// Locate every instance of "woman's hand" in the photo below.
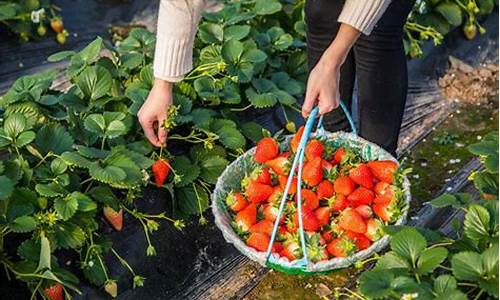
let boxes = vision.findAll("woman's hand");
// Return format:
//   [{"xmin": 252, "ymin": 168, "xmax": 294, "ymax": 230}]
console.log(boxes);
[
  {"xmin": 302, "ymin": 23, "xmax": 361, "ymax": 118},
  {"xmin": 138, "ymin": 79, "xmax": 173, "ymax": 147}
]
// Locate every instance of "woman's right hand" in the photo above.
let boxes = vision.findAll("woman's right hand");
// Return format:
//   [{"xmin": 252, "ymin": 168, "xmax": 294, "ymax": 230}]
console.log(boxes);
[{"xmin": 138, "ymin": 79, "xmax": 173, "ymax": 147}]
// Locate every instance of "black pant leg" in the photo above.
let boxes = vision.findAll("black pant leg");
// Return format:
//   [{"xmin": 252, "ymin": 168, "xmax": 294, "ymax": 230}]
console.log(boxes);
[
  {"xmin": 304, "ymin": 0, "xmax": 355, "ymax": 132},
  {"xmin": 354, "ymin": 0, "xmax": 415, "ymax": 155}
]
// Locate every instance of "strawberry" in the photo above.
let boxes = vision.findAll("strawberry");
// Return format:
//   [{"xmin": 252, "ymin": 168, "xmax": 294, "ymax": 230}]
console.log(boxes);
[
  {"xmin": 50, "ymin": 18, "xmax": 64, "ymax": 33},
  {"xmin": 272, "ymin": 242, "xmax": 284, "ymax": 253},
  {"xmin": 367, "ymin": 160, "xmax": 398, "ymax": 184},
  {"xmin": 226, "ymin": 192, "xmax": 248, "ymax": 212},
  {"xmin": 56, "ymin": 31, "xmax": 67, "ymax": 44},
  {"xmin": 364, "ymin": 218, "xmax": 384, "ymax": 241},
  {"xmin": 302, "ymin": 157, "xmax": 323, "ymax": 187},
  {"xmin": 279, "ymin": 151, "xmax": 291, "ymax": 158},
  {"xmin": 247, "ymin": 232, "xmax": 270, "ymax": 252},
  {"xmin": 254, "ymin": 137, "xmax": 279, "ymax": 163},
  {"xmin": 250, "ymin": 167, "xmax": 272, "ymax": 184},
  {"xmin": 333, "ymin": 147, "xmax": 346, "ymax": 164},
  {"xmin": 235, "ymin": 204, "xmax": 257, "ymax": 232},
  {"xmin": 245, "ymin": 180, "xmax": 274, "ymax": 203},
  {"xmin": 306, "ymin": 233, "xmax": 329, "ymax": 262},
  {"xmin": 250, "ymin": 220, "xmax": 275, "ymax": 236},
  {"xmin": 293, "ymin": 207, "xmax": 320, "ymax": 232},
  {"xmin": 104, "ymin": 280, "xmax": 118, "ymax": 298},
  {"xmin": 316, "ymin": 180, "xmax": 334, "ymax": 199},
  {"xmin": 333, "ymin": 176, "xmax": 355, "ymax": 196},
  {"xmin": 327, "ymin": 237, "xmax": 357, "ymax": 258},
  {"xmin": 281, "ymin": 234, "xmax": 301, "ymax": 260},
  {"xmin": 268, "ymin": 187, "xmax": 284, "ymax": 204},
  {"xmin": 322, "ymin": 159, "xmax": 334, "ymax": 173},
  {"xmin": 152, "ymin": 159, "xmax": 170, "ymax": 187},
  {"xmin": 305, "ymin": 139, "xmax": 324, "ymax": 161},
  {"xmin": 103, "ymin": 206, "xmax": 123, "ymax": 231},
  {"xmin": 372, "ymin": 197, "xmax": 399, "ymax": 223},
  {"xmin": 296, "ymin": 188, "xmax": 319, "ymax": 210},
  {"xmin": 290, "ymin": 126, "xmax": 305, "ymax": 153},
  {"xmin": 44, "ymin": 283, "xmax": 63, "ymax": 300},
  {"xmin": 265, "ymin": 157, "xmax": 290, "ymax": 176},
  {"xmin": 349, "ymin": 164, "xmax": 374, "ymax": 189},
  {"xmin": 354, "ymin": 205, "xmax": 373, "ymax": 219},
  {"xmin": 278, "ymin": 175, "xmax": 297, "ymax": 195},
  {"xmin": 322, "ymin": 231, "xmax": 333, "ymax": 243},
  {"xmin": 314, "ymin": 206, "xmax": 331, "ymax": 226},
  {"xmin": 347, "ymin": 187, "xmax": 375, "ymax": 207},
  {"xmin": 263, "ymin": 204, "xmax": 284, "ymax": 224},
  {"xmin": 374, "ymin": 182, "xmax": 397, "ymax": 201},
  {"xmin": 338, "ymin": 208, "xmax": 366, "ymax": 234},
  {"xmin": 329, "ymin": 193, "xmax": 348, "ymax": 212},
  {"xmin": 346, "ymin": 231, "xmax": 372, "ymax": 250}
]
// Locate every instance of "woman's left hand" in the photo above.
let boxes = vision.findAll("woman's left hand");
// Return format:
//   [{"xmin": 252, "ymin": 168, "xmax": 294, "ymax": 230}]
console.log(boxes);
[{"xmin": 302, "ymin": 57, "xmax": 341, "ymax": 118}]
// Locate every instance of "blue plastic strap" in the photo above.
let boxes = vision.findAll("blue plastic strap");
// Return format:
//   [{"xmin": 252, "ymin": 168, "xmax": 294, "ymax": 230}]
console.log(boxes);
[{"xmin": 316, "ymin": 101, "xmax": 356, "ymax": 135}]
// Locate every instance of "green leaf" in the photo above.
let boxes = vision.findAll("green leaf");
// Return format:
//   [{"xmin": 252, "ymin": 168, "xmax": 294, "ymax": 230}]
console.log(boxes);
[
  {"xmin": 89, "ymin": 186, "xmax": 120, "ymax": 211},
  {"xmin": 222, "ymin": 39, "xmax": 244, "ymax": 64},
  {"xmin": 55, "ymin": 195, "xmax": 79, "ymax": 221},
  {"xmin": 36, "ymin": 123, "xmax": 74, "ymax": 155},
  {"xmin": 254, "ymin": 0, "xmax": 282, "ymax": 15},
  {"xmin": 274, "ymin": 33, "xmax": 293, "ymax": 50},
  {"xmin": 246, "ymin": 88, "xmax": 277, "ymax": 108},
  {"xmin": 0, "ymin": 175, "xmax": 14, "ymax": 200},
  {"xmin": 242, "ymin": 49, "xmax": 267, "ymax": 63},
  {"xmin": 468, "ymin": 140, "xmax": 498, "ymax": 156},
  {"xmin": 359, "ymin": 269, "xmax": 394, "ymax": 299},
  {"xmin": 477, "ymin": 0, "xmax": 495, "ymax": 15},
  {"xmin": 464, "ymin": 204, "xmax": 491, "ymax": 242},
  {"xmin": 224, "ymin": 25, "xmax": 251, "ymax": 41},
  {"xmin": 416, "ymin": 247, "xmax": 448, "ymax": 274},
  {"xmin": 76, "ymin": 65, "xmax": 112, "ymax": 100},
  {"xmin": 17, "ymin": 239, "xmax": 41, "ymax": 262},
  {"xmin": 105, "ymin": 120, "xmax": 127, "ymax": 138},
  {"xmin": 54, "ymin": 223, "xmax": 86, "ymax": 249},
  {"xmin": 198, "ymin": 23, "xmax": 224, "ymax": 43},
  {"xmin": 47, "ymin": 51, "xmax": 76, "ymax": 62},
  {"xmin": 77, "ymin": 37, "xmax": 103, "ymax": 64},
  {"xmin": 435, "ymin": 2, "xmax": 463, "ymax": 26},
  {"xmin": 35, "ymin": 183, "xmax": 65, "ymax": 198},
  {"xmin": 60, "ymin": 152, "xmax": 91, "ymax": 168},
  {"xmin": 482, "ymin": 243, "xmax": 499, "ymax": 276},
  {"xmin": 50, "ymin": 158, "xmax": 68, "ymax": 175},
  {"xmin": 390, "ymin": 276, "xmax": 420, "ymax": 294},
  {"xmin": 275, "ymin": 90, "xmax": 296, "ymax": 106},
  {"xmin": 430, "ymin": 193, "xmax": 460, "ymax": 208},
  {"xmin": 37, "ymin": 236, "xmax": 51, "ymax": 271},
  {"xmin": 9, "ymin": 216, "xmax": 37, "ymax": 233},
  {"xmin": 190, "ymin": 144, "xmax": 227, "ymax": 162},
  {"xmin": 82, "ymin": 251, "xmax": 107, "ymax": 286},
  {"xmin": 216, "ymin": 126, "xmax": 246, "ymax": 150},
  {"xmin": 4, "ymin": 113, "xmax": 27, "ymax": 137},
  {"xmin": 433, "ymin": 275, "xmax": 458, "ymax": 295},
  {"xmin": 199, "ymin": 156, "xmax": 229, "ymax": 184},
  {"xmin": 479, "ymin": 277, "xmax": 499, "ymax": 298},
  {"xmin": 84, "ymin": 113, "xmax": 106, "ymax": 135},
  {"xmin": 88, "ymin": 163, "xmax": 127, "ymax": 186},
  {"xmin": 190, "ymin": 108, "xmax": 217, "ymax": 128},
  {"xmin": 175, "ymin": 183, "xmax": 209, "ymax": 215},
  {"xmin": 170, "ymin": 156, "xmax": 200, "ymax": 187},
  {"xmin": 71, "ymin": 192, "xmax": 97, "ymax": 212},
  {"xmin": 390, "ymin": 228, "xmax": 427, "ymax": 265},
  {"xmin": 376, "ymin": 252, "xmax": 410, "ymax": 269},
  {"xmin": 240, "ymin": 122, "xmax": 265, "ymax": 143},
  {"xmin": 451, "ymin": 251, "xmax": 483, "ymax": 281}
]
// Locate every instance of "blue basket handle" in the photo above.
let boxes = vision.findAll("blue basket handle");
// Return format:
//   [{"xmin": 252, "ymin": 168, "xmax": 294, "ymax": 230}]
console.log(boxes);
[
  {"xmin": 316, "ymin": 100, "xmax": 357, "ymax": 135},
  {"xmin": 265, "ymin": 101, "xmax": 356, "ymax": 269}
]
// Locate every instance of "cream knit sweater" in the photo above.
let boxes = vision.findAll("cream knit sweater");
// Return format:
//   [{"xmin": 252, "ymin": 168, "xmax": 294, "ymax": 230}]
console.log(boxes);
[{"xmin": 153, "ymin": 0, "xmax": 391, "ymax": 82}]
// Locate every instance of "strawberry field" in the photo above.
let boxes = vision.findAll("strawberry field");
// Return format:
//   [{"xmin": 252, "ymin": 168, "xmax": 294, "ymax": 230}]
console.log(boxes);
[{"xmin": 0, "ymin": 0, "xmax": 498, "ymax": 299}]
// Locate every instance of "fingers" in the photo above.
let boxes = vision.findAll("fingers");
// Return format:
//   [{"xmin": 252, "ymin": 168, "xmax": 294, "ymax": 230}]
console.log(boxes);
[
  {"xmin": 139, "ymin": 114, "xmax": 161, "ymax": 147},
  {"xmin": 302, "ymin": 87, "xmax": 317, "ymax": 118},
  {"xmin": 318, "ymin": 93, "xmax": 339, "ymax": 115}
]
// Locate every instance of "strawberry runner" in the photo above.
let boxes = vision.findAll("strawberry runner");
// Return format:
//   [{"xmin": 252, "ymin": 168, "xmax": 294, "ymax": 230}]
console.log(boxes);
[{"xmin": 212, "ymin": 103, "xmax": 411, "ymax": 274}]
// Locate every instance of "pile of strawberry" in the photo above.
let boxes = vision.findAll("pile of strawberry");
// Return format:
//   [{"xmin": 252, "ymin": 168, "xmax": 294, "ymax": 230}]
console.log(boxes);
[{"xmin": 225, "ymin": 127, "xmax": 405, "ymax": 263}]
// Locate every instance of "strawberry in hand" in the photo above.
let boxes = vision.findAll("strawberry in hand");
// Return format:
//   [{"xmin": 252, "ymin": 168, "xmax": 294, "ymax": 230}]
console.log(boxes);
[{"xmin": 152, "ymin": 159, "xmax": 170, "ymax": 187}]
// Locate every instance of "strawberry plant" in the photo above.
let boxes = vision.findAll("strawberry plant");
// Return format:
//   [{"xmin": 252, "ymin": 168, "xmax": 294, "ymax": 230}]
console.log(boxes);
[{"xmin": 0, "ymin": 0, "xmax": 68, "ymax": 43}]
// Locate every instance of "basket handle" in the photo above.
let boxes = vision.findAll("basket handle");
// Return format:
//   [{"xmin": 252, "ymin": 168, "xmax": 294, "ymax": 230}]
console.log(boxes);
[
  {"xmin": 265, "ymin": 101, "xmax": 355, "ymax": 270},
  {"xmin": 316, "ymin": 100, "xmax": 357, "ymax": 135}
]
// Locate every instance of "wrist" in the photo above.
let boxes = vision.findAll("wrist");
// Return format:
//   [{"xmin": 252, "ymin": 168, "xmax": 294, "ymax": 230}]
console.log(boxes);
[{"xmin": 153, "ymin": 78, "xmax": 173, "ymax": 91}]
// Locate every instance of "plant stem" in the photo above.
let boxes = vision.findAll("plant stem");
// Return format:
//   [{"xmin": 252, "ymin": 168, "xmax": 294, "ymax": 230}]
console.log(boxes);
[
  {"xmin": 111, "ymin": 248, "xmax": 136, "ymax": 276},
  {"xmin": 473, "ymin": 289, "xmax": 484, "ymax": 300},
  {"xmin": 230, "ymin": 104, "xmax": 252, "ymax": 112},
  {"xmin": 30, "ymin": 279, "xmax": 43, "ymax": 300}
]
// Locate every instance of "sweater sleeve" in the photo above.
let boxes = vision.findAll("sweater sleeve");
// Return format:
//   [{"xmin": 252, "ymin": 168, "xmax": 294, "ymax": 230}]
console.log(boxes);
[
  {"xmin": 153, "ymin": 0, "xmax": 207, "ymax": 82},
  {"xmin": 338, "ymin": 0, "xmax": 392, "ymax": 35}
]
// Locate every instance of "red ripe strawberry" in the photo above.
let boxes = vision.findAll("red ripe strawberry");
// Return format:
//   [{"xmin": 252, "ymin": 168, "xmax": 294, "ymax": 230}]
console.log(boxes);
[
  {"xmin": 263, "ymin": 204, "xmax": 284, "ymax": 224},
  {"xmin": 349, "ymin": 164, "xmax": 374, "ymax": 189},
  {"xmin": 103, "ymin": 206, "xmax": 123, "ymax": 231},
  {"xmin": 346, "ymin": 231, "xmax": 372, "ymax": 250},
  {"xmin": 296, "ymin": 188, "xmax": 319, "ymax": 210},
  {"xmin": 247, "ymin": 232, "xmax": 270, "ymax": 252},
  {"xmin": 152, "ymin": 159, "xmax": 170, "ymax": 187},
  {"xmin": 367, "ymin": 160, "xmax": 398, "ymax": 184},
  {"xmin": 278, "ymin": 175, "xmax": 297, "ymax": 195},
  {"xmin": 322, "ymin": 159, "xmax": 334, "ymax": 173},
  {"xmin": 44, "ymin": 283, "xmax": 63, "ymax": 300},
  {"xmin": 281, "ymin": 234, "xmax": 301, "ymax": 260},
  {"xmin": 254, "ymin": 137, "xmax": 279, "ymax": 163},
  {"xmin": 268, "ymin": 187, "xmax": 284, "ymax": 204},
  {"xmin": 290, "ymin": 126, "xmax": 305, "ymax": 153},
  {"xmin": 245, "ymin": 181, "xmax": 274, "ymax": 203},
  {"xmin": 293, "ymin": 207, "xmax": 320, "ymax": 232},
  {"xmin": 327, "ymin": 237, "xmax": 357, "ymax": 258},
  {"xmin": 333, "ymin": 147, "xmax": 346, "ymax": 164},
  {"xmin": 250, "ymin": 220, "xmax": 275, "ymax": 236},
  {"xmin": 250, "ymin": 167, "xmax": 272, "ymax": 184},
  {"xmin": 322, "ymin": 231, "xmax": 333, "ymax": 243},
  {"xmin": 314, "ymin": 206, "xmax": 331, "ymax": 226},
  {"xmin": 329, "ymin": 193, "xmax": 349, "ymax": 212},
  {"xmin": 333, "ymin": 176, "xmax": 355, "ymax": 196},
  {"xmin": 317, "ymin": 180, "xmax": 334, "ymax": 199},
  {"xmin": 265, "ymin": 157, "xmax": 290, "ymax": 176},
  {"xmin": 338, "ymin": 208, "xmax": 367, "ymax": 234},
  {"xmin": 235, "ymin": 204, "xmax": 257, "ymax": 232},
  {"xmin": 374, "ymin": 182, "xmax": 397, "ymax": 201},
  {"xmin": 365, "ymin": 218, "xmax": 384, "ymax": 241},
  {"xmin": 355, "ymin": 205, "xmax": 373, "ymax": 219},
  {"xmin": 305, "ymin": 139, "xmax": 324, "ymax": 161},
  {"xmin": 279, "ymin": 151, "xmax": 291, "ymax": 158},
  {"xmin": 372, "ymin": 197, "xmax": 398, "ymax": 222},
  {"xmin": 272, "ymin": 242, "xmax": 284, "ymax": 253},
  {"xmin": 302, "ymin": 157, "xmax": 323, "ymax": 187},
  {"xmin": 226, "ymin": 192, "xmax": 248, "ymax": 212},
  {"xmin": 347, "ymin": 187, "xmax": 375, "ymax": 207}
]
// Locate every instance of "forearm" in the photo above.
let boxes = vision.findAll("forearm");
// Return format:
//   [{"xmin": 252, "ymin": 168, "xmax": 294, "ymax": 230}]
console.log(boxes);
[{"xmin": 320, "ymin": 24, "xmax": 361, "ymax": 70}]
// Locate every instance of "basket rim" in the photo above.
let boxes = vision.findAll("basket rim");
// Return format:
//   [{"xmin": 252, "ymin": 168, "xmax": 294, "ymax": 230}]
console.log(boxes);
[{"xmin": 211, "ymin": 131, "xmax": 411, "ymax": 273}]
